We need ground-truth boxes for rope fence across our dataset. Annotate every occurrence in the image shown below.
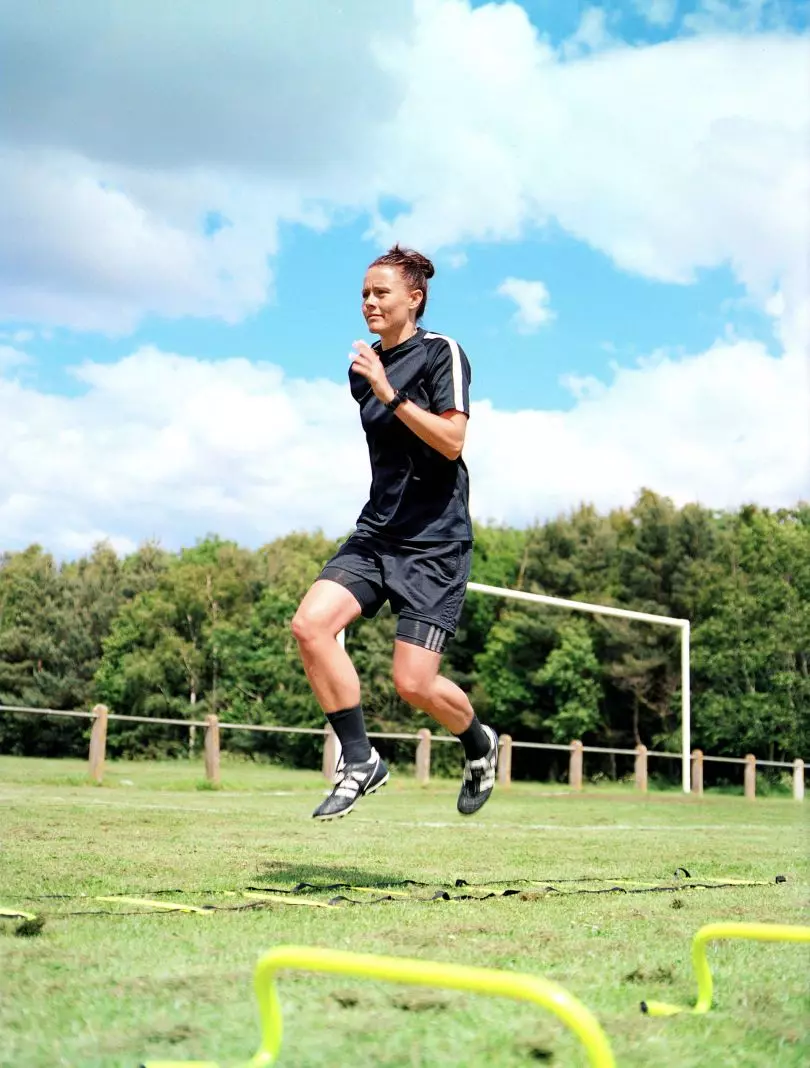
[0,704,805,801]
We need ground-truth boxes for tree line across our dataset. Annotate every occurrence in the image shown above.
[1,490,808,781]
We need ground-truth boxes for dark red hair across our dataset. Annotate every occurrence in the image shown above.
[369,245,435,320]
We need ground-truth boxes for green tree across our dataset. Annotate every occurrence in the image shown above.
[690,505,810,760]
[535,620,603,742]
[0,542,134,756]
[94,537,261,756]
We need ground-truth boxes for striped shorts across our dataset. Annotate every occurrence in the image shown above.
[319,532,473,654]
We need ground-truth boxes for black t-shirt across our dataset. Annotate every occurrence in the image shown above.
[349,327,473,543]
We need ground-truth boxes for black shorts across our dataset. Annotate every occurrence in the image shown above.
[319,532,472,653]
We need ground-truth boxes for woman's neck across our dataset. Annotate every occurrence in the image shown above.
[379,322,418,351]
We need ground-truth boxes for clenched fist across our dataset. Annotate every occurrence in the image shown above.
[349,341,395,405]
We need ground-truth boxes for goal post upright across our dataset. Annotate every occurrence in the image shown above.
[465,581,692,794]
[680,620,691,794]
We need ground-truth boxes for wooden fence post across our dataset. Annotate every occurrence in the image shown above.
[569,739,583,791]
[204,714,220,786]
[634,744,648,793]
[88,704,108,784]
[691,749,704,796]
[498,734,512,788]
[322,723,338,781]
[793,758,805,802]
[744,753,756,800]
[415,728,431,786]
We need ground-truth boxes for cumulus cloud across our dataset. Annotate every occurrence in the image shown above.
[561,7,623,58]
[682,0,792,34]
[0,0,408,332]
[469,341,809,526]
[0,0,807,344]
[374,6,809,325]
[496,278,555,332]
[0,347,368,556]
[0,329,35,344]
[1,341,806,557]
[0,345,31,373]
[634,0,678,27]
[0,150,284,333]
[446,252,469,269]
[0,0,807,552]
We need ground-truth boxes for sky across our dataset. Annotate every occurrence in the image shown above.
[1,0,808,558]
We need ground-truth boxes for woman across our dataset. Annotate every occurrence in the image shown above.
[292,245,497,821]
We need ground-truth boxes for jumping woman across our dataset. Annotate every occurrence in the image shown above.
[292,245,498,821]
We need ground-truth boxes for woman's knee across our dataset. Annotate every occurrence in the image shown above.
[291,588,341,643]
[291,603,328,645]
[290,606,310,645]
[393,664,433,707]
[291,581,358,646]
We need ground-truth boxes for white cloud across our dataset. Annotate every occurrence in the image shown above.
[0,1,409,332]
[1,341,806,557]
[0,329,35,344]
[0,345,30,373]
[446,252,469,269]
[469,342,809,525]
[0,0,807,347]
[0,347,369,556]
[0,150,283,333]
[634,0,678,26]
[374,7,809,319]
[497,278,555,332]
[682,0,787,33]
[561,7,623,58]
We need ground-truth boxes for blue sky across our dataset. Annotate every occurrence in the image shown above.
[25,215,771,412]
[0,0,808,556]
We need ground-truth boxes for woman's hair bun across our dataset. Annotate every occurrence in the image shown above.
[403,249,435,279]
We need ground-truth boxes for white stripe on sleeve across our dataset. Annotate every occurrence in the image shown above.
[424,333,464,412]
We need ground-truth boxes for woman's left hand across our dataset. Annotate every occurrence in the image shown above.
[349,341,394,404]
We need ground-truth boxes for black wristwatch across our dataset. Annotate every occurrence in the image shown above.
[385,389,406,412]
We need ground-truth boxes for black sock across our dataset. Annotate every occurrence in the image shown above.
[327,705,371,765]
[456,715,491,760]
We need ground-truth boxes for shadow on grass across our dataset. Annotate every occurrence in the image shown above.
[253,859,412,889]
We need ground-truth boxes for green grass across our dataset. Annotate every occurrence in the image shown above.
[1,755,808,1068]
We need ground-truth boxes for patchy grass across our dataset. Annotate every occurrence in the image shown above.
[0,755,808,1067]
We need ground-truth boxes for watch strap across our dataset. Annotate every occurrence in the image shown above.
[385,389,406,412]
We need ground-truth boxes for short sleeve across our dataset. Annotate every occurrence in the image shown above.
[426,337,471,416]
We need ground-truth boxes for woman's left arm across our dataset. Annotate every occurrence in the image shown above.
[350,341,469,461]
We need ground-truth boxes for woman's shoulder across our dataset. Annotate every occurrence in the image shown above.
[421,330,467,360]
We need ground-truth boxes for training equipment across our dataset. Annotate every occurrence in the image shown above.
[641,921,810,1016]
[457,724,499,814]
[4,869,787,924]
[141,943,616,1068]
[312,747,389,820]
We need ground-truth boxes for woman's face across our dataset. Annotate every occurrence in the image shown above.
[362,265,421,336]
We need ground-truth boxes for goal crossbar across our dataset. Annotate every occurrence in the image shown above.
[466,582,692,794]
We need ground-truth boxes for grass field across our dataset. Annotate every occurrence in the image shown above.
[1,755,808,1068]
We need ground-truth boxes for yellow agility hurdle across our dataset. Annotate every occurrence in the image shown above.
[142,944,616,1068]
[641,922,810,1017]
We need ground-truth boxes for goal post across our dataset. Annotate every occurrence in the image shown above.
[466,582,692,793]
[335,583,691,793]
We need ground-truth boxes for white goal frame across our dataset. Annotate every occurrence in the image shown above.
[336,582,691,793]
[466,582,691,793]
